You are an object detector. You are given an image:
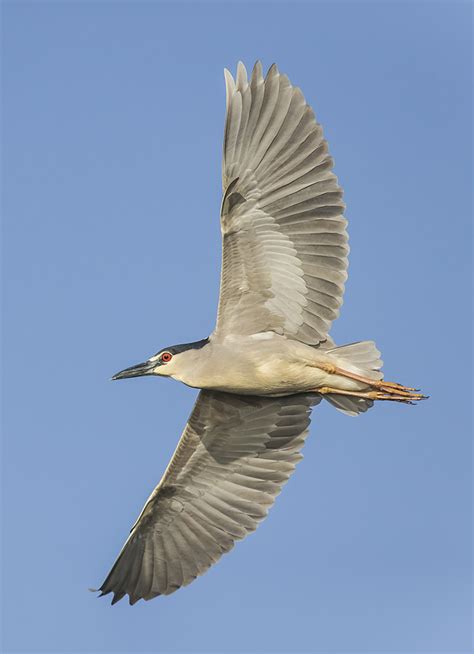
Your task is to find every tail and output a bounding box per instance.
[323,341,383,417]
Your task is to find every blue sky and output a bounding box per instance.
[2,1,472,652]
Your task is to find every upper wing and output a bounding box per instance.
[215,61,348,345]
[98,390,320,604]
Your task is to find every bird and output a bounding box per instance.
[96,61,426,605]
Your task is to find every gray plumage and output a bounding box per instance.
[97,62,425,606]
[99,392,319,604]
[217,61,348,344]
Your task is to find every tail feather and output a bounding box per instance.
[326,340,383,380]
[324,394,374,417]
[324,340,383,416]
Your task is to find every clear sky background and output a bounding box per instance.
[2,1,472,652]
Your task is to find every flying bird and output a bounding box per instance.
[97,61,425,605]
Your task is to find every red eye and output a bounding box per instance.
[161,352,172,363]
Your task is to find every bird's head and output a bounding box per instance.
[111,338,209,381]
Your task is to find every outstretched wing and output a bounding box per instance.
[98,391,319,604]
[215,61,348,345]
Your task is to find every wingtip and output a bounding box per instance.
[223,67,234,83]
[236,61,248,89]
[252,60,263,82]
[223,68,236,110]
[92,587,110,601]
[129,594,141,606]
[266,62,279,78]
[111,591,125,605]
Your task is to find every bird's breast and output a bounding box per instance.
[178,353,321,396]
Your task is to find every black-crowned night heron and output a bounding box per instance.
[97,61,425,605]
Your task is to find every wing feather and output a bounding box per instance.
[98,391,319,604]
[215,62,348,344]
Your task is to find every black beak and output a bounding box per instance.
[111,360,155,380]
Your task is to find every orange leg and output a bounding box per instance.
[317,386,427,404]
[316,363,427,401]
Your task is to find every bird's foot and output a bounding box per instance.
[316,363,426,402]
[373,379,426,399]
[368,388,427,403]
[317,386,428,404]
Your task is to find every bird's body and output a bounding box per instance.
[97,61,426,605]
[161,333,378,397]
